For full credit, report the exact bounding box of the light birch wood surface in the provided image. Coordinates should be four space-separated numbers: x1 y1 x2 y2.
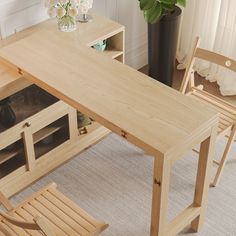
0 13 124 49
0 13 125 102
0 13 123 199
0 30 218 159
0 19 219 236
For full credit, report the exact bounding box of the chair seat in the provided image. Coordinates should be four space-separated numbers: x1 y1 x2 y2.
189 88 236 136
0 183 108 236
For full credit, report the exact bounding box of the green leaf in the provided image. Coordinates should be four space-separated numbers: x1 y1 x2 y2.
161 2 175 11
177 0 186 7
160 0 176 4
139 0 156 10
144 2 163 24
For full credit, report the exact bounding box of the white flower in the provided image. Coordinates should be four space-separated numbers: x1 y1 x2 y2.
88 0 93 8
45 0 57 8
70 0 79 6
48 6 57 17
59 0 68 5
77 0 93 14
68 8 79 17
56 7 66 18
45 0 80 18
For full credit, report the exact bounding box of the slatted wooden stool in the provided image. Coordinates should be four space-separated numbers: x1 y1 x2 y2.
180 37 236 187
0 183 108 235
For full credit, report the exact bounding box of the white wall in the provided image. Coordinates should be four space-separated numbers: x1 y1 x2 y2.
117 1 147 69
0 0 47 38
0 0 147 69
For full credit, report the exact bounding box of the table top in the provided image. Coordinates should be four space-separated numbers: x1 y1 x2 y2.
0 13 124 49
0 16 218 157
0 13 123 101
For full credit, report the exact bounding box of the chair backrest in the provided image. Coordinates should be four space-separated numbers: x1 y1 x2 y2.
180 37 236 94
0 184 108 236
0 191 55 236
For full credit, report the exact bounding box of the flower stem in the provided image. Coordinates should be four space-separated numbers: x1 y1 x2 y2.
65 0 71 15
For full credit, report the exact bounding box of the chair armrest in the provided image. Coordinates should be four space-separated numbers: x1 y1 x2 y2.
0 212 40 230
0 191 13 211
0 212 55 236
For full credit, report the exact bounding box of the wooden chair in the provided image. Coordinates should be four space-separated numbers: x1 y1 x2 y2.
180 37 236 187
0 183 108 235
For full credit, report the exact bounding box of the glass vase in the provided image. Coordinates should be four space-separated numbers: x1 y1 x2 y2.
58 15 77 32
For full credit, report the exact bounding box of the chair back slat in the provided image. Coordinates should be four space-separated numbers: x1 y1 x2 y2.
180 37 236 94
180 37 201 93
195 48 236 72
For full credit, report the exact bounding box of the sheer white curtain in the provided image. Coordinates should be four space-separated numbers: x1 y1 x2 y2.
177 0 236 95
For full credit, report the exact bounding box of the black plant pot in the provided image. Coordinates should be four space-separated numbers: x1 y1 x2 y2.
0 98 16 128
148 6 182 87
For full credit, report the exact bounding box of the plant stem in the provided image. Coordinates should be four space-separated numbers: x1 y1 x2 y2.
65 0 71 15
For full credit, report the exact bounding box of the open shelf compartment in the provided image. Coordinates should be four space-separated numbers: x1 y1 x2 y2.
91 30 124 62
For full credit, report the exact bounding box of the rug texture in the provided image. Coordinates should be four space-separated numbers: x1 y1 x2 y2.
12 134 236 236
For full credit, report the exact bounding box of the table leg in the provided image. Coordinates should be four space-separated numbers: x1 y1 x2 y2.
150 157 171 236
191 127 217 232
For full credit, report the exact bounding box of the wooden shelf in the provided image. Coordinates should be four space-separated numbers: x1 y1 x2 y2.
0 150 20 165
33 125 63 143
0 124 64 165
0 122 111 197
0 85 58 133
0 120 101 165
102 50 123 59
91 29 124 61
0 153 25 179
35 127 69 160
0 62 32 101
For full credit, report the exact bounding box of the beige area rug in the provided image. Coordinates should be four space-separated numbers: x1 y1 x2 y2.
12 134 236 236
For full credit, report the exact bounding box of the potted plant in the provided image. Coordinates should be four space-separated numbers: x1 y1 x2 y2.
139 0 187 86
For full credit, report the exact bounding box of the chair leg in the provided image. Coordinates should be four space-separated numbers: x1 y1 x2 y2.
212 125 236 187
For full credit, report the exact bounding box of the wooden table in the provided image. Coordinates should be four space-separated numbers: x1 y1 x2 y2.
0 15 218 236
0 13 124 198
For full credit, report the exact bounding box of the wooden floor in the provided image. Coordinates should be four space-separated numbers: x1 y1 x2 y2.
139 65 236 106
